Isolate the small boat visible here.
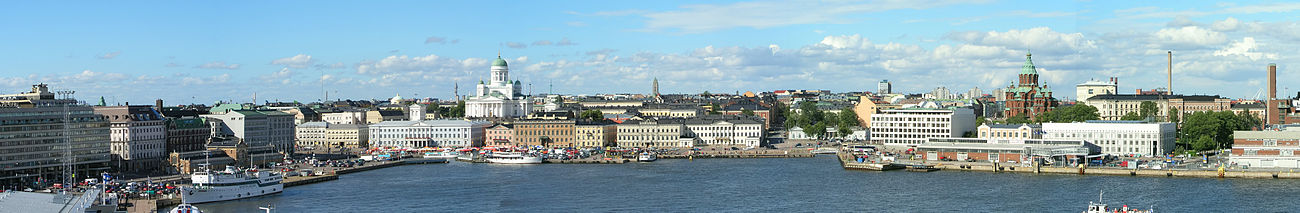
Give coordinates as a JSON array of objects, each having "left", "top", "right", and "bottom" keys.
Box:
[
  {"left": 423, "top": 151, "right": 459, "bottom": 159},
  {"left": 485, "top": 152, "right": 543, "bottom": 164},
  {"left": 169, "top": 204, "right": 203, "bottom": 213},
  {"left": 637, "top": 152, "right": 657, "bottom": 162},
  {"left": 906, "top": 165, "right": 940, "bottom": 172},
  {"left": 1085, "top": 191, "right": 1152, "bottom": 213}
]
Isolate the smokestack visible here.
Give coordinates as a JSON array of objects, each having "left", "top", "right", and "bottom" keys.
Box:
[
  {"left": 155, "top": 99, "right": 163, "bottom": 112},
  {"left": 1269, "top": 63, "right": 1277, "bottom": 99},
  {"left": 1167, "top": 51, "right": 1173, "bottom": 95}
]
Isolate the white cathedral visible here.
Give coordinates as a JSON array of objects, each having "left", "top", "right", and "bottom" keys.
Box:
[{"left": 465, "top": 56, "right": 531, "bottom": 118}]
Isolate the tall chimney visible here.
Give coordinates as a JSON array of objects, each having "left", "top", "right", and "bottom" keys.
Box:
[
  {"left": 1167, "top": 51, "right": 1173, "bottom": 95},
  {"left": 1267, "top": 63, "right": 1277, "bottom": 125},
  {"left": 155, "top": 99, "right": 164, "bottom": 112},
  {"left": 1269, "top": 63, "right": 1277, "bottom": 99}
]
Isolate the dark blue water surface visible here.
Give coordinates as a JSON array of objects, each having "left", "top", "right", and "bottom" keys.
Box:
[{"left": 196, "top": 156, "right": 1299, "bottom": 212}]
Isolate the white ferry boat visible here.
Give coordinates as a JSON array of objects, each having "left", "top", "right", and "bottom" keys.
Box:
[
  {"left": 408, "top": 152, "right": 450, "bottom": 164},
  {"left": 424, "top": 151, "right": 459, "bottom": 159},
  {"left": 180, "top": 166, "right": 283, "bottom": 204},
  {"left": 484, "top": 152, "right": 543, "bottom": 164},
  {"left": 637, "top": 152, "right": 657, "bottom": 162}
]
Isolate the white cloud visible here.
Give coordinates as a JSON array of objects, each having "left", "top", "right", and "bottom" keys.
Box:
[
  {"left": 505, "top": 42, "right": 527, "bottom": 49},
  {"left": 944, "top": 27, "right": 1096, "bottom": 55},
  {"left": 195, "top": 62, "right": 241, "bottom": 70},
  {"left": 97, "top": 51, "right": 121, "bottom": 59},
  {"left": 532, "top": 40, "right": 553, "bottom": 46},
  {"left": 271, "top": 54, "right": 314, "bottom": 68},
  {"left": 1151, "top": 26, "right": 1227, "bottom": 49},
  {"left": 556, "top": 38, "right": 577, "bottom": 46},
  {"left": 1211, "top": 17, "right": 1241, "bottom": 31},
  {"left": 1213, "top": 37, "right": 1277, "bottom": 61}
]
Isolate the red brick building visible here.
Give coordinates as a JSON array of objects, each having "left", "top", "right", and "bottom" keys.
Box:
[{"left": 1003, "top": 53, "right": 1059, "bottom": 120}]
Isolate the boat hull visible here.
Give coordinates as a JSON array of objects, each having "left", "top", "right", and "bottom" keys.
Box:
[
  {"left": 181, "top": 183, "right": 283, "bottom": 204},
  {"left": 485, "top": 157, "right": 543, "bottom": 164}
]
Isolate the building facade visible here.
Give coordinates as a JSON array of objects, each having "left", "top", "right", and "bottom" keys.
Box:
[
  {"left": 0, "top": 85, "right": 112, "bottom": 187},
  {"left": 977, "top": 123, "right": 1042, "bottom": 143},
  {"left": 575, "top": 122, "right": 617, "bottom": 148},
  {"left": 201, "top": 110, "right": 296, "bottom": 155},
  {"left": 94, "top": 105, "right": 167, "bottom": 172},
  {"left": 1075, "top": 78, "right": 1118, "bottom": 102},
  {"left": 485, "top": 124, "right": 514, "bottom": 146},
  {"left": 1002, "top": 53, "right": 1059, "bottom": 120},
  {"left": 1042, "top": 121, "right": 1176, "bottom": 157},
  {"left": 1230, "top": 126, "right": 1300, "bottom": 168},
  {"left": 295, "top": 122, "right": 368, "bottom": 149},
  {"left": 513, "top": 119, "right": 576, "bottom": 148},
  {"left": 367, "top": 120, "right": 490, "bottom": 148},
  {"left": 617, "top": 119, "right": 694, "bottom": 148},
  {"left": 877, "top": 80, "right": 891, "bottom": 94},
  {"left": 683, "top": 116, "right": 765, "bottom": 148},
  {"left": 165, "top": 117, "right": 210, "bottom": 154},
  {"left": 466, "top": 56, "right": 531, "bottom": 118},
  {"left": 869, "top": 108, "right": 976, "bottom": 146},
  {"left": 322, "top": 111, "right": 366, "bottom": 125}
]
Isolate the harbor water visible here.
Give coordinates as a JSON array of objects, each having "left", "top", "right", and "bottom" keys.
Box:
[{"left": 195, "top": 156, "right": 1299, "bottom": 212}]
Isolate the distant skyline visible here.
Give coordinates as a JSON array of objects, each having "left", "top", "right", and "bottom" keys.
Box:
[{"left": 2, "top": 0, "right": 1298, "bottom": 105}]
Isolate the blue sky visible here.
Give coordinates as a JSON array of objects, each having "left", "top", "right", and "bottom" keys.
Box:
[{"left": 2, "top": 0, "right": 1298, "bottom": 105}]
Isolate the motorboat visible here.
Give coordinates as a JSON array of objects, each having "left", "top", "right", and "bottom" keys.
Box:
[
  {"left": 169, "top": 204, "right": 203, "bottom": 213},
  {"left": 484, "top": 152, "right": 543, "bottom": 164},
  {"left": 1085, "top": 191, "right": 1152, "bottom": 213},
  {"left": 637, "top": 152, "right": 657, "bottom": 162}
]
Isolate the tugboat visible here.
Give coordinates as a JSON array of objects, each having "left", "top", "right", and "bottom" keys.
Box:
[
  {"left": 637, "top": 152, "right": 657, "bottom": 162},
  {"left": 1085, "top": 191, "right": 1153, "bottom": 213}
]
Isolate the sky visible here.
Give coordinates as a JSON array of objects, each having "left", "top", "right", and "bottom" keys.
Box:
[{"left": 2, "top": 0, "right": 1298, "bottom": 105}]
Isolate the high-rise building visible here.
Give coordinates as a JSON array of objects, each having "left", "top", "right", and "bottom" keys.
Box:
[
  {"left": 0, "top": 84, "right": 112, "bottom": 187},
  {"left": 94, "top": 105, "right": 167, "bottom": 172},
  {"left": 877, "top": 80, "right": 892, "bottom": 94},
  {"left": 466, "top": 56, "right": 531, "bottom": 118},
  {"left": 1002, "top": 52, "right": 1059, "bottom": 120},
  {"left": 869, "top": 108, "right": 976, "bottom": 146},
  {"left": 201, "top": 110, "right": 296, "bottom": 155}
]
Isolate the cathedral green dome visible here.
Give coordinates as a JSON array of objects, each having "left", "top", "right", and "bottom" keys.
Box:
[
  {"left": 1020, "top": 52, "right": 1037, "bottom": 75},
  {"left": 492, "top": 56, "right": 508, "bottom": 67}
]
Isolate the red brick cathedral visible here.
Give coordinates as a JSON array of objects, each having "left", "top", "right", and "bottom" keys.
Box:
[{"left": 1003, "top": 52, "right": 1059, "bottom": 120}]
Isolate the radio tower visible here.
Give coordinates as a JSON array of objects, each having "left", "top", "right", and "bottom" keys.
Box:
[{"left": 56, "top": 90, "right": 76, "bottom": 191}]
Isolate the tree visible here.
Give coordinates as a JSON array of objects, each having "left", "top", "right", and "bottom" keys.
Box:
[
  {"left": 1139, "top": 101, "right": 1158, "bottom": 119},
  {"left": 553, "top": 96, "right": 564, "bottom": 104},
  {"left": 1181, "top": 111, "right": 1262, "bottom": 151},
  {"left": 976, "top": 116, "right": 988, "bottom": 126},
  {"left": 1035, "top": 104, "right": 1100, "bottom": 123},
  {"left": 839, "top": 107, "right": 860, "bottom": 127},
  {"left": 1191, "top": 135, "right": 1217, "bottom": 151},
  {"left": 450, "top": 100, "right": 466, "bottom": 118},
  {"left": 797, "top": 101, "right": 823, "bottom": 124},
  {"left": 709, "top": 103, "right": 722, "bottom": 115},
  {"left": 802, "top": 122, "right": 821, "bottom": 139},
  {"left": 784, "top": 113, "right": 802, "bottom": 129},
  {"left": 741, "top": 109, "right": 755, "bottom": 116},
  {"left": 810, "top": 122, "right": 828, "bottom": 140},
  {"left": 1119, "top": 112, "right": 1144, "bottom": 121},
  {"left": 1168, "top": 108, "right": 1180, "bottom": 123},
  {"left": 1005, "top": 115, "right": 1031, "bottom": 124},
  {"left": 702, "top": 91, "right": 711, "bottom": 96},
  {"left": 579, "top": 110, "right": 605, "bottom": 121},
  {"left": 823, "top": 112, "right": 839, "bottom": 126}
]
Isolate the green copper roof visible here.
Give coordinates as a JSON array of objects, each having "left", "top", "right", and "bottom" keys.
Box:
[
  {"left": 492, "top": 56, "right": 508, "bottom": 66},
  {"left": 1020, "top": 52, "right": 1037, "bottom": 75}
]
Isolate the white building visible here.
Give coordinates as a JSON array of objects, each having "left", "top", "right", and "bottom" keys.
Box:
[
  {"left": 1230, "top": 126, "right": 1300, "bottom": 168},
  {"left": 683, "top": 117, "right": 765, "bottom": 148},
  {"left": 94, "top": 105, "right": 167, "bottom": 172},
  {"left": 296, "top": 122, "right": 369, "bottom": 149},
  {"left": 1042, "top": 121, "right": 1176, "bottom": 157},
  {"left": 367, "top": 120, "right": 491, "bottom": 148},
  {"left": 870, "top": 108, "right": 976, "bottom": 146},
  {"left": 322, "top": 111, "right": 366, "bottom": 125},
  {"left": 408, "top": 104, "right": 426, "bottom": 121},
  {"left": 466, "top": 56, "right": 531, "bottom": 118},
  {"left": 616, "top": 119, "right": 697, "bottom": 148},
  {"left": 201, "top": 110, "right": 297, "bottom": 155},
  {"left": 1076, "top": 78, "right": 1118, "bottom": 102}
]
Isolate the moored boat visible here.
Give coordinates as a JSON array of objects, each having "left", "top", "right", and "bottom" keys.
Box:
[
  {"left": 484, "top": 152, "right": 543, "bottom": 164},
  {"left": 169, "top": 204, "right": 203, "bottom": 213},
  {"left": 1085, "top": 191, "right": 1152, "bottom": 213},
  {"left": 637, "top": 152, "right": 657, "bottom": 162},
  {"left": 180, "top": 166, "right": 283, "bottom": 204}
]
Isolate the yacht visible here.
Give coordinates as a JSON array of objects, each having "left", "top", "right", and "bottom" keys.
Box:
[
  {"left": 484, "top": 152, "right": 543, "bottom": 164},
  {"left": 169, "top": 204, "right": 203, "bottom": 213},
  {"left": 180, "top": 166, "right": 283, "bottom": 204},
  {"left": 637, "top": 152, "right": 657, "bottom": 162}
]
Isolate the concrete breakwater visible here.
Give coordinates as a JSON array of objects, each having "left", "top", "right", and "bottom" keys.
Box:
[
  {"left": 837, "top": 151, "right": 1300, "bottom": 179},
  {"left": 661, "top": 150, "right": 815, "bottom": 159}
]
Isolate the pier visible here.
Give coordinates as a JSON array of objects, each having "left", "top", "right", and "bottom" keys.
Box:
[
  {"left": 836, "top": 151, "right": 1300, "bottom": 179},
  {"left": 661, "top": 150, "right": 815, "bottom": 159}
]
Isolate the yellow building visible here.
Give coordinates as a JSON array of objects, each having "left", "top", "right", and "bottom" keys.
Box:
[{"left": 575, "top": 122, "right": 617, "bottom": 148}]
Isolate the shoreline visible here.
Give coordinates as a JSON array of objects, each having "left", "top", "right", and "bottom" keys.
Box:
[{"left": 837, "top": 151, "right": 1300, "bottom": 179}]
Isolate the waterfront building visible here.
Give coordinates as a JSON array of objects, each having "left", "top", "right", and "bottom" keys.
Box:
[
  {"left": 616, "top": 119, "right": 696, "bottom": 148},
  {"left": 683, "top": 116, "right": 765, "bottom": 148},
  {"left": 869, "top": 108, "right": 976, "bottom": 146},
  {"left": 1229, "top": 126, "right": 1300, "bottom": 168},
  {"left": 1002, "top": 53, "right": 1059, "bottom": 120},
  {"left": 322, "top": 111, "right": 367, "bottom": 124},
  {"left": 977, "top": 123, "right": 1041, "bottom": 143},
  {"left": 787, "top": 126, "right": 867, "bottom": 141},
  {"left": 466, "top": 56, "right": 532, "bottom": 118},
  {"left": 201, "top": 110, "right": 296, "bottom": 155},
  {"left": 295, "top": 122, "right": 368, "bottom": 149},
  {"left": 877, "top": 80, "right": 891, "bottom": 94},
  {"left": 165, "top": 117, "right": 210, "bottom": 154},
  {"left": 513, "top": 119, "right": 576, "bottom": 148},
  {"left": 575, "top": 121, "right": 617, "bottom": 148},
  {"left": 853, "top": 97, "right": 879, "bottom": 128},
  {"left": 1075, "top": 78, "right": 1118, "bottom": 102},
  {"left": 0, "top": 84, "right": 112, "bottom": 186},
  {"left": 485, "top": 124, "right": 514, "bottom": 146},
  {"left": 1084, "top": 94, "right": 1229, "bottom": 121},
  {"left": 1042, "top": 121, "right": 1176, "bottom": 157},
  {"left": 918, "top": 137, "right": 1098, "bottom": 163},
  {"left": 94, "top": 105, "right": 167, "bottom": 172},
  {"left": 367, "top": 120, "right": 490, "bottom": 148}
]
